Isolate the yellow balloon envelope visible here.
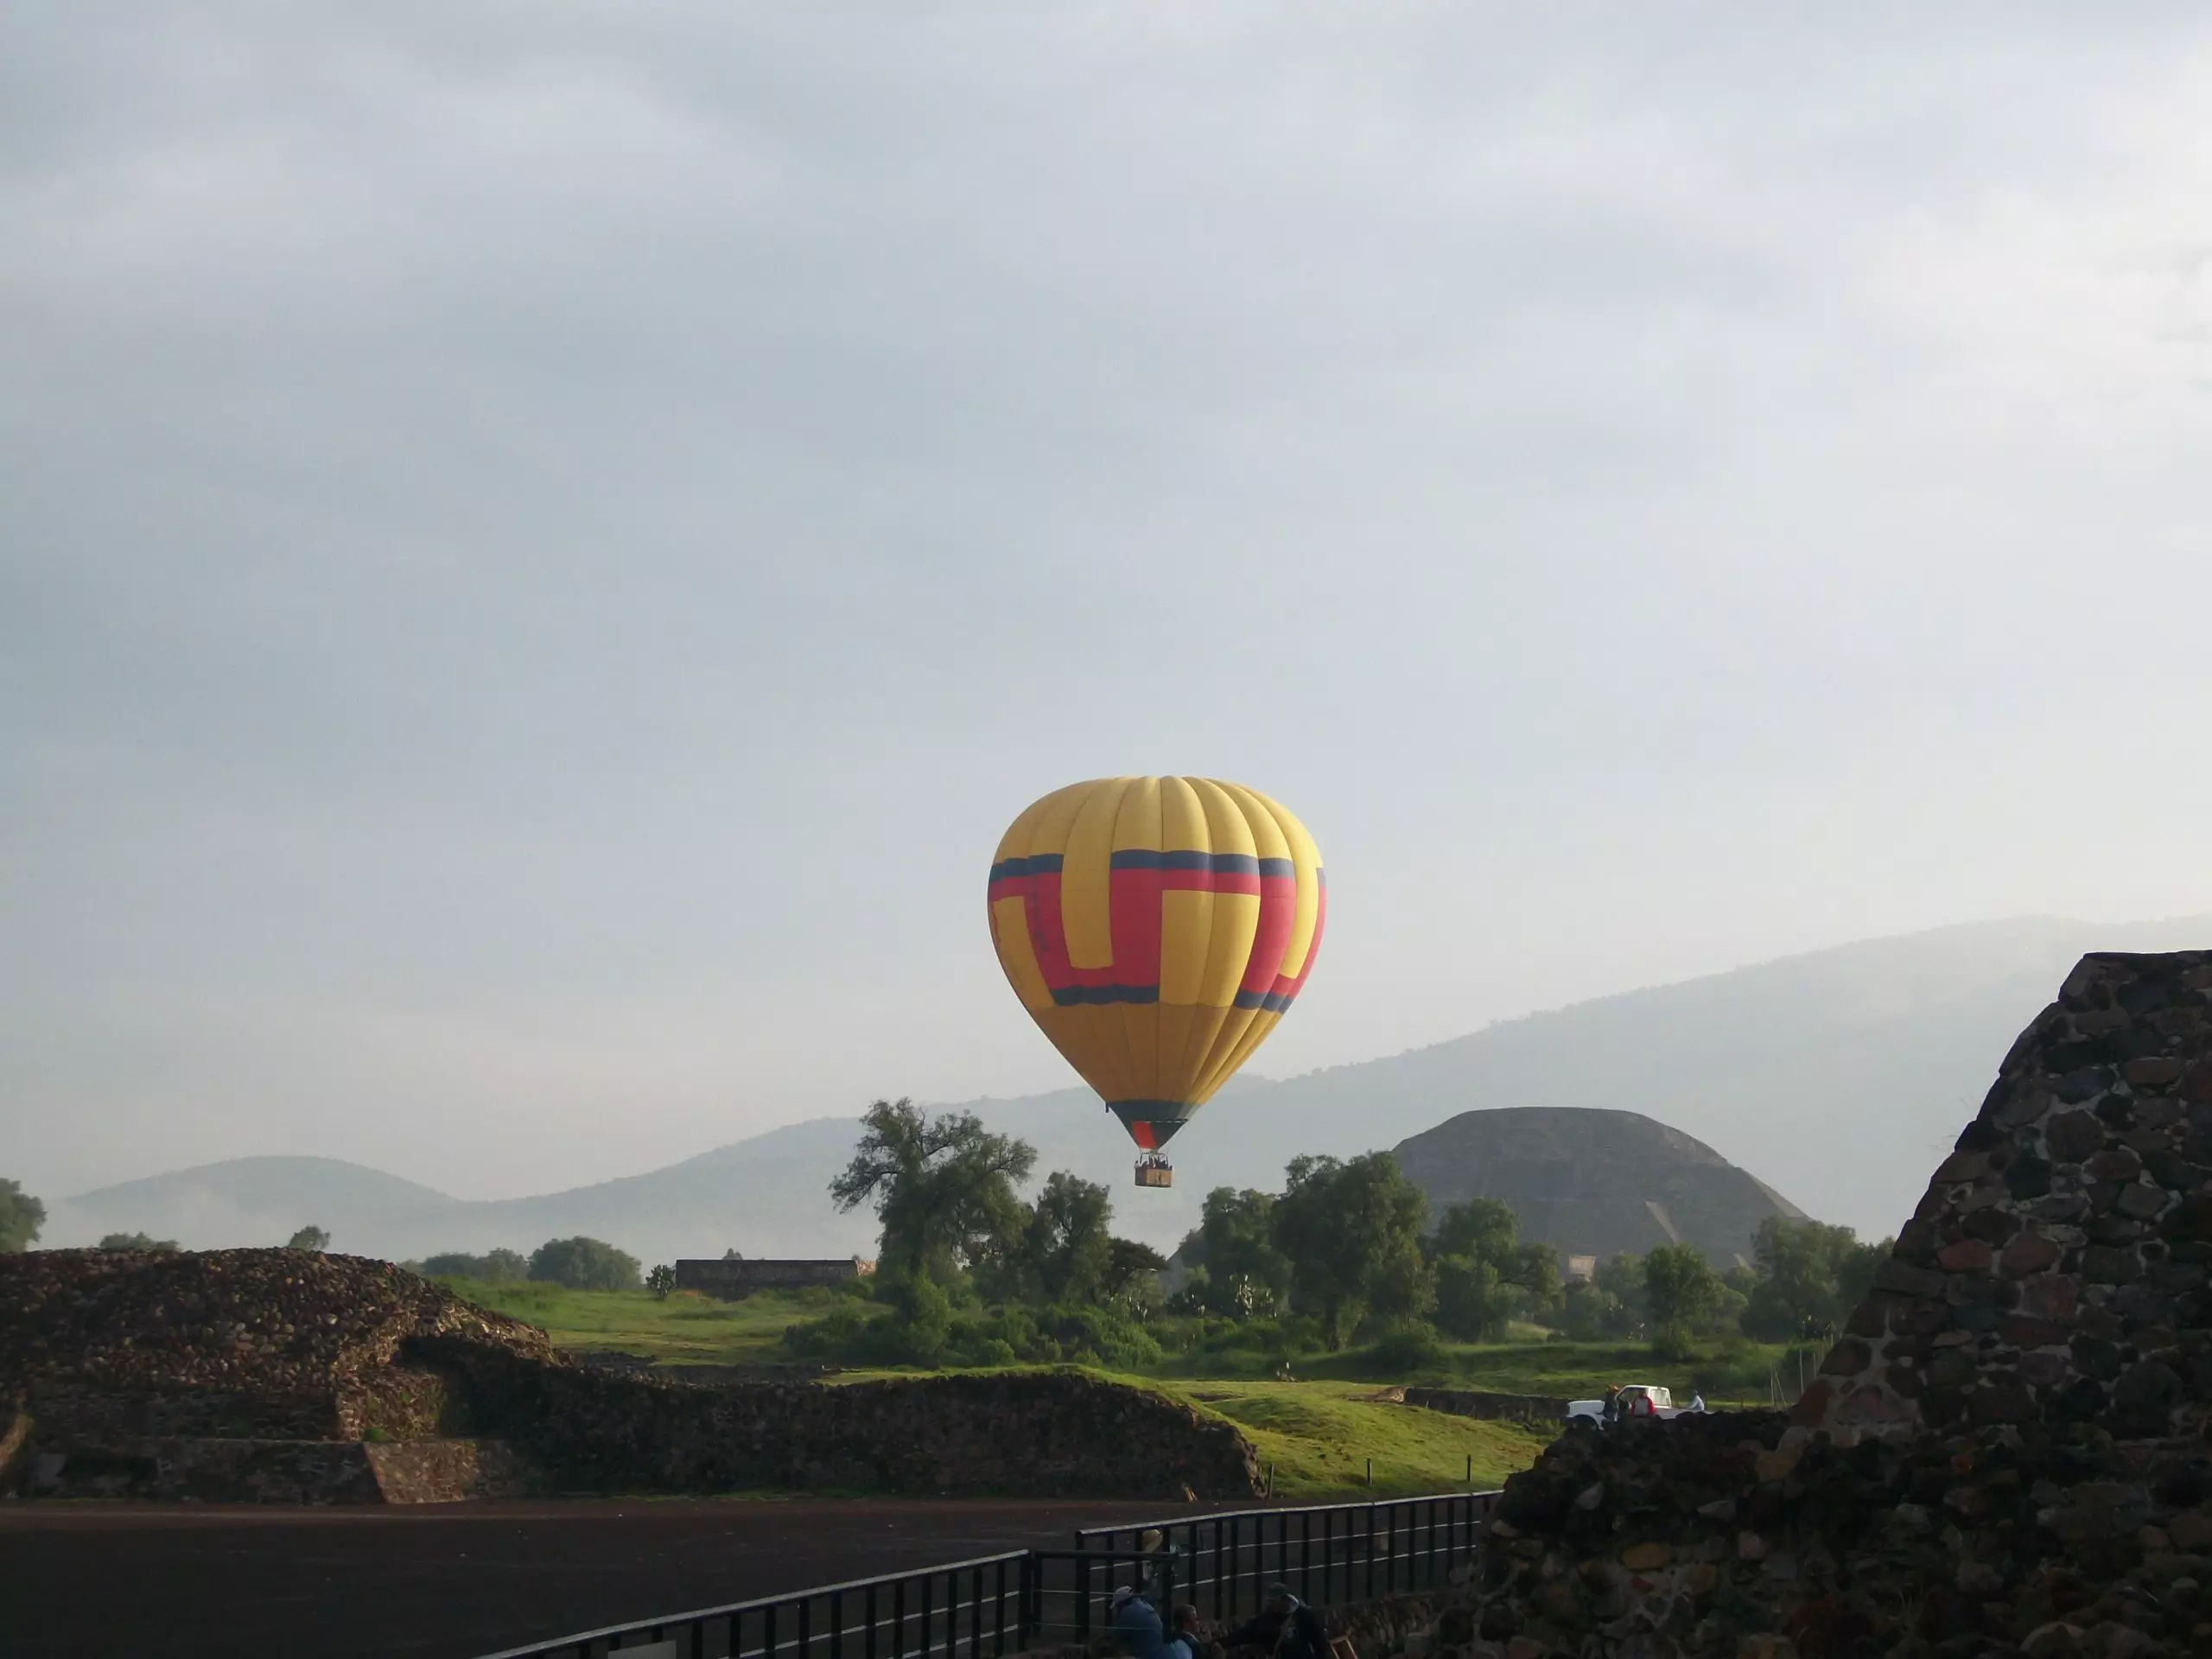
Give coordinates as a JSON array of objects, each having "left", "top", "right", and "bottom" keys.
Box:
[{"left": 987, "top": 777, "right": 1325, "bottom": 1162}]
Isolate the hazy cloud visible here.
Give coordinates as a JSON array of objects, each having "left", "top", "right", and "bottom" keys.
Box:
[{"left": 6, "top": 3, "right": 2211, "bottom": 1202}]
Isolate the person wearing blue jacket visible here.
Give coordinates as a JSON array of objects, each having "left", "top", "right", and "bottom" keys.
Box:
[{"left": 1110, "top": 1586, "right": 1166, "bottom": 1659}]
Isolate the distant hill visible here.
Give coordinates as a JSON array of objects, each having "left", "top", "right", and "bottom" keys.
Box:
[
  {"left": 45, "top": 914, "right": 2212, "bottom": 1262},
  {"left": 1391, "top": 1107, "right": 1808, "bottom": 1268}
]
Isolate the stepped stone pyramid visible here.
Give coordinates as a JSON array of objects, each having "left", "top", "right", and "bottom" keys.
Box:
[{"left": 1806, "top": 950, "right": 2212, "bottom": 1438}]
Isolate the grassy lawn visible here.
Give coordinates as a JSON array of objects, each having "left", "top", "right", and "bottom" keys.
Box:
[
  {"left": 1154, "top": 1378, "right": 1547, "bottom": 1497},
  {"left": 435, "top": 1279, "right": 826, "bottom": 1368},
  {"left": 1308, "top": 1337, "right": 1803, "bottom": 1408},
  {"left": 434, "top": 1281, "right": 1806, "bottom": 1497}
]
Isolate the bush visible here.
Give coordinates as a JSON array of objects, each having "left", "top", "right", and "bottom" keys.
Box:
[
  {"left": 1364, "top": 1323, "right": 1447, "bottom": 1376},
  {"left": 646, "top": 1264, "right": 677, "bottom": 1299},
  {"left": 286, "top": 1225, "right": 330, "bottom": 1252},
  {"left": 421, "top": 1249, "right": 528, "bottom": 1282},
  {"left": 527, "top": 1236, "right": 642, "bottom": 1292},
  {"left": 98, "top": 1232, "right": 178, "bottom": 1252}
]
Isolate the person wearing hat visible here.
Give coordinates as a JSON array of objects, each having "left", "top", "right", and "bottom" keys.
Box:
[
  {"left": 1110, "top": 1584, "right": 1166, "bottom": 1659},
  {"left": 1223, "top": 1583, "right": 1327, "bottom": 1659}
]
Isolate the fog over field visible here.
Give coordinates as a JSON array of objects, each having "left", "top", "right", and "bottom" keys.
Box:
[{"left": 6, "top": 8, "right": 2211, "bottom": 1224}]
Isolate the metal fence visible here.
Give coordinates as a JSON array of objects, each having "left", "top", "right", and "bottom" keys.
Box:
[
  {"left": 1073, "top": 1493, "right": 1497, "bottom": 1624},
  {"left": 477, "top": 1491, "right": 1496, "bottom": 1659}
]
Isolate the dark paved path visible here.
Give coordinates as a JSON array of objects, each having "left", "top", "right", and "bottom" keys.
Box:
[{"left": 0, "top": 1497, "right": 1209, "bottom": 1659}]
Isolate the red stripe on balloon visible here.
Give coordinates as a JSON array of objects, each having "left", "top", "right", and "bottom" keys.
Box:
[
  {"left": 1239, "top": 874, "right": 1298, "bottom": 995},
  {"left": 1109, "top": 865, "right": 1164, "bottom": 986},
  {"left": 1268, "top": 876, "right": 1327, "bottom": 1001}
]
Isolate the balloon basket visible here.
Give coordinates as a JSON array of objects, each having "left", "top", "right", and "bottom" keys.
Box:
[{"left": 1134, "top": 1156, "right": 1173, "bottom": 1189}]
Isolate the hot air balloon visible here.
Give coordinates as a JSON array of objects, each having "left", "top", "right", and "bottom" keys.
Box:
[{"left": 986, "top": 776, "right": 1325, "bottom": 1187}]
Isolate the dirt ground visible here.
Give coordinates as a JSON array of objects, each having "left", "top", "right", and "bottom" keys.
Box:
[{"left": 0, "top": 1496, "right": 1211, "bottom": 1658}]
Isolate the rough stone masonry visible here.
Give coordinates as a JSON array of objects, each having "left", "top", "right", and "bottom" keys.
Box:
[
  {"left": 1401, "top": 950, "right": 2212, "bottom": 1657},
  {"left": 1805, "top": 949, "right": 2212, "bottom": 1441}
]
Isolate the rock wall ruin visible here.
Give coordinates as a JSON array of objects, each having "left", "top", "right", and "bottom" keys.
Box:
[{"left": 1806, "top": 949, "right": 2212, "bottom": 1440}]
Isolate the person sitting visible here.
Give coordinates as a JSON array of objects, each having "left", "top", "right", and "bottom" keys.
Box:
[
  {"left": 1223, "top": 1583, "right": 1327, "bottom": 1659},
  {"left": 1110, "top": 1585, "right": 1166, "bottom": 1659},
  {"left": 1162, "top": 1603, "right": 1204, "bottom": 1659}
]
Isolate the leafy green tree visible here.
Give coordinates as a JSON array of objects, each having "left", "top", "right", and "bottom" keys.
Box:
[
  {"left": 286, "top": 1225, "right": 330, "bottom": 1251},
  {"left": 1434, "top": 1256, "right": 1514, "bottom": 1343},
  {"left": 646, "top": 1263, "right": 677, "bottom": 1299},
  {"left": 1193, "top": 1186, "right": 1293, "bottom": 1318},
  {"left": 1270, "top": 1153, "right": 1433, "bottom": 1350},
  {"left": 830, "top": 1098, "right": 1035, "bottom": 1279},
  {"left": 98, "top": 1231, "right": 178, "bottom": 1252},
  {"left": 1740, "top": 1217, "right": 1891, "bottom": 1340},
  {"left": 1643, "top": 1243, "right": 1720, "bottom": 1351},
  {"left": 1560, "top": 1251, "right": 1645, "bottom": 1338},
  {"left": 1428, "top": 1198, "right": 1560, "bottom": 1342},
  {"left": 422, "top": 1249, "right": 528, "bottom": 1281},
  {"left": 1004, "top": 1172, "right": 1115, "bottom": 1304},
  {"left": 1104, "top": 1236, "right": 1168, "bottom": 1297},
  {"left": 528, "top": 1236, "right": 642, "bottom": 1291},
  {"left": 0, "top": 1179, "right": 46, "bottom": 1252}
]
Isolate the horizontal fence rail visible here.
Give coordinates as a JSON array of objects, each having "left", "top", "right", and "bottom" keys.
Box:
[
  {"left": 477, "top": 1551, "right": 1032, "bottom": 1659},
  {"left": 1074, "top": 1492, "right": 1497, "bottom": 1625},
  {"left": 479, "top": 1492, "right": 1499, "bottom": 1659}
]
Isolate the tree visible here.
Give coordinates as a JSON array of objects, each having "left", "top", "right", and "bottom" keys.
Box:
[
  {"left": 829, "top": 1099, "right": 1035, "bottom": 1280},
  {"left": 528, "top": 1236, "right": 642, "bottom": 1291},
  {"left": 1003, "top": 1172, "right": 1115, "bottom": 1304},
  {"left": 286, "top": 1225, "right": 330, "bottom": 1251},
  {"left": 1103, "top": 1237, "right": 1169, "bottom": 1298},
  {"left": 646, "top": 1264, "right": 677, "bottom": 1300},
  {"left": 98, "top": 1231, "right": 178, "bottom": 1252},
  {"left": 1643, "top": 1243, "right": 1720, "bottom": 1352},
  {"left": 0, "top": 1179, "right": 45, "bottom": 1252},
  {"left": 1270, "top": 1153, "right": 1433, "bottom": 1349},
  {"left": 1740, "top": 1217, "right": 1892, "bottom": 1341},
  {"left": 1195, "top": 1186, "right": 1294, "bottom": 1318},
  {"left": 421, "top": 1249, "right": 527, "bottom": 1282},
  {"left": 1428, "top": 1198, "right": 1561, "bottom": 1342}
]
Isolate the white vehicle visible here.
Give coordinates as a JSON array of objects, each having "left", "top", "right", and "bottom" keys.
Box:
[{"left": 1565, "top": 1384, "right": 1705, "bottom": 1425}]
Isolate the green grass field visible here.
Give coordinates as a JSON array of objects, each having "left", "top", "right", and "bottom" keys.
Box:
[
  {"left": 433, "top": 1279, "right": 1810, "bottom": 1497},
  {"left": 436, "top": 1279, "right": 827, "bottom": 1369},
  {"left": 1154, "top": 1378, "right": 1547, "bottom": 1496}
]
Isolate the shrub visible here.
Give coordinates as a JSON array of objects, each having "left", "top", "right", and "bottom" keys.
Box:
[
  {"left": 1365, "top": 1323, "right": 1447, "bottom": 1376},
  {"left": 421, "top": 1249, "right": 528, "bottom": 1282},
  {"left": 98, "top": 1232, "right": 178, "bottom": 1252},
  {"left": 527, "top": 1236, "right": 643, "bottom": 1292},
  {"left": 646, "top": 1264, "right": 677, "bottom": 1300}
]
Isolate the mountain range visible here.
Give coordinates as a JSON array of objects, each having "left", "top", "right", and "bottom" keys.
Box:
[{"left": 41, "top": 913, "right": 2211, "bottom": 1263}]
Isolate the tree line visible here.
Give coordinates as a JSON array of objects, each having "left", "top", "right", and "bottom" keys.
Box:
[
  {"left": 792, "top": 1101, "right": 1895, "bottom": 1371},
  {"left": 0, "top": 1184, "right": 333, "bottom": 1257},
  {"left": 1178, "top": 1170, "right": 1891, "bottom": 1358}
]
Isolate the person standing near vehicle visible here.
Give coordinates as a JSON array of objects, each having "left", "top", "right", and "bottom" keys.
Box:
[{"left": 1601, "top": 1384, "right": 1622, "bottom": 1427}]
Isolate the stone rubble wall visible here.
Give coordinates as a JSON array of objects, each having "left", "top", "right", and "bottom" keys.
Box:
[
  {"left": 1404, "top": 1388, "right": 1575, "bottom": 1427},
  {"left": 21, "top": 1435, "right": 543, "bottom": 1503},
  {"left": 1807, "top": 950, "right": 2212, "bottom": 1440},
  {"left": 1382, "top": 950, "right": 2212, "bottom": 1658},
  {"left": 418, "top": 1335, "right": 1262, "bottom": 1499},
  {"left": 3, "top": 1247, "right": 1262, "bottom": 1502},
  {"left": 0, "top": 1247, "right": 557, "bottom": 1405},
  {"left": 1420, "top": 1411, "right": 2212, "bottom": 1656}
]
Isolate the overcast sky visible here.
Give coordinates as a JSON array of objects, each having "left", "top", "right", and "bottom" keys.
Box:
[{"left": 6, "top": 3, "right": 2212, "bottom": 1203}]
